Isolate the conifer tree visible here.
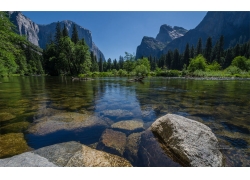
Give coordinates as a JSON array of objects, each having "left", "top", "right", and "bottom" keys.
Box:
[
  {"left": 71, "top": 23, "right": 79, "bottom": 44},
  {"left": 196, "top": 38, "right": 202, "bottom": 56},
  {"left": 55, "top": 22, "right": 62, "bottom": 47},
  {"left": 204, "top": 37, "right": 212, "bottom": 63},
  {"left": 190, "top": 45, "right": 195, "bottom": 59},
  {"left": 183, "top": 43, "right": 190, "bottom": 66},
  {"left": 62, "top": 24, "right": 69, "bottom": 37}
]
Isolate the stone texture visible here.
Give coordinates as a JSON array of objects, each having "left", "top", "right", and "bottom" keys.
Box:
[
  {"left": 0, "top": 141, "right": 132, "bottom": 167},
  {"left": 100, "top": 109, "right": 134, "bottom": 120},
  {"left": 124, "top": 132, "right": 142, "bottom": 165},
  {"left": 33, "top": 141, "right": 82, "bottom": 166},
  {"left": 28, "top": 112, "right": 108, "bottom": 136},
  {"left": 151, "top": 114, "right": 224, "bottom": 167},
  {"left": 66, "top": 145, "right": 132, "bottom": 167},
  {"left": 97, "top": 129, "right": 127, "bottom": 156},
  {"left": 0, "top": 121, "right": 30, "bottom": 133},
  {"left": 111, "top": 120, "right": 144, "bottom": 133},
  {"left": 0, "top": 152, "right": 57, "bottom": 167},
  {"left": 137, "top": 130, "right": 181, "bottom": 167},
  {"left": 0, "top": 133, "right": 30, "bottom": 158}
]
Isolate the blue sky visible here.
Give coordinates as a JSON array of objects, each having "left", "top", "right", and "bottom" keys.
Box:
[{"left": 22, "top": 11, "right": 207, "bottom": 60}]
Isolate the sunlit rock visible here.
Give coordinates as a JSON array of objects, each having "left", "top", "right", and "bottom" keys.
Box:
[
  {"left": 0, "top": 133, "right": 30, "bottom": 158},
  {"left": 0, "top": 152, "right": 57, "bottom": 167},
  {"left": 151, "top": 114, "right": 224, "bottom": 167},
  {"left": 111, "top": 120, "right": 144, "bottom": 133},
  {"left": 97, "top": 129, "right": 127, "bottom": 156}
]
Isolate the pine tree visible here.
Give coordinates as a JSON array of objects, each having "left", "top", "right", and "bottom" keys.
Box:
[
  {"left": 71, "top": 23, "right": 79, "bottom": 44},
  {"left": 196, "top": 38, "right": 202, "bottom": 56},
  {"left": 217, "top": 35, "right": 224, "bottom": 64},
  {"left": 99, "top": 57, "right": 103, "bottom": 72},
  {"left": 113, "top": 59, "right": 118, "bottom": 70},
  {"left": 62, "top": 24, "right": 69, "bottom": 37},
  {"left": 183, "top": 43, "right": 190, "bottom": 66},
  {"left": 107, "top": 58, "right": 112, "bottom": 71},
  {"left": 172, "top": 49, "right": 180, "bottom": 70},
  {"left": 166, "top": 50, "right": 173, "bottom": 69},
  {"left": 204, "top": 37, "right": 212, "bottom": 63},
  {"left": 190, "top": 45, "right": 195, "bottom": 59},
  {"left": 54, "top": 22, "right": 62, "bottom": 47}
]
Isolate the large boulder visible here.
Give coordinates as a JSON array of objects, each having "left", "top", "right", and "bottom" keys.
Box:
[
  {"left": 0, "top": 141, "right": 132, "bottom": 167},
  {"left": 0, "top": 152, "right": 57, "bottom": 167},
  {"left": 151, "top": 114, "right": 224, "bottom": 167},
  {"left": 100, "top": 109, "right": 134, "bottom": 120}
]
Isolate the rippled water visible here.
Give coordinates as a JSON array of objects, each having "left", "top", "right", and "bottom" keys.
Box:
[{"left": 0, "top": 76, "right": 250, "bottom": 166}]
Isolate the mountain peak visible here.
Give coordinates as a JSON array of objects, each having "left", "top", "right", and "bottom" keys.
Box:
[{"left": 156, "top": 24, "right": 188, "bottom": 43}]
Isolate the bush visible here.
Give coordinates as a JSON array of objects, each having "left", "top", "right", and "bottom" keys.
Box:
[
  {"left": 206, "top": 61, "right": 221, "bottom": 71},
  {"left": 231, "top": 56, "right": 249, "bottom": 71},
  {"left": 225, "top": 65, "right": 241, "bottom": 75},
  {"left": 133, "top": 64, "right": 149, "bottom": 76},
  {"left": 118, "top": 69, "right": 128, "bottom": 76},
  {"left": 188, "top": 54, "right": 207, "bottom": 72},
  {"left": 157, "top": 70, "right": 181, "bottom": 77}
]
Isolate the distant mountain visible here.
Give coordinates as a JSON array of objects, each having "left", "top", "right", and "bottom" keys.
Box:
[
  {"left": 163, "top": 11, "right": 250, "bottom": 54},
  {"left": 8, "top": 11, "right": 105, "bottom": 61},
  {"left": 136, "top": 24, "right": 188, "bottom": 59}
]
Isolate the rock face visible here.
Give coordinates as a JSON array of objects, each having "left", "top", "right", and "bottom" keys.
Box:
[
  {"left": 97, "top": 129, "right": 127, "bottom": 156},
  {"left": 136, "top": 25, "right": 188, "bottom": 59},
  {"left": 156, "top": 25, "right": 187, "bottom": 43},
  {"left": 8, "top": 11, "right": 105, "bottom": 61},
  {"left": 163, "top": 11, "right": 250, "bottom": 53},
  {"left": 151, "top": 114, "right": 224, "bottom": 167},
  {"left": 0, "top": 141, "right": 132, "bottom": 167}
]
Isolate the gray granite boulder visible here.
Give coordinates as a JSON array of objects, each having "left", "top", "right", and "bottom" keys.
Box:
[
  {"left": 100, "top": 109, "right": 134, "bottom": 120},
  {"left": 111, "top": 120, "right": 144, "bottom": 134},
  {"left": 151, "top": 114, "right": 224, "bottom": 167},
  {"left": 0, "top": 141, "right": 132, "bottom": 167},
  {"left": 0, "top": 152, "right": 57, "bottom": 167}
]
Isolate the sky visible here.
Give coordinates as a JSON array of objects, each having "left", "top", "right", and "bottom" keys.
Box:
[{"left": 22, "top": 11, "right": 207, "bottom": 60}]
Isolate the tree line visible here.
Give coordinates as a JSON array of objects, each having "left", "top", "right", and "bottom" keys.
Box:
[{"left": 149, "top": 36, "right": 250, "bottom": 71}]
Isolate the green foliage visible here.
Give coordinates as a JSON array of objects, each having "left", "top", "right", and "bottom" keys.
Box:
[
  {"left": 231, "top": 56, "right": 249, "bottom": 71},
  {"left": 225, "top": 65, "right": 241, "bottom": 75},
  {"left": 188, "top": 54, "right": 207, "bottom": 72},
  {"left": 0, "top": 11, "right": 43, "bottom": 76},
  {"left": 157, "top": 70, "right": 181, "bottom": 77},
  {"left": 206, "top": 61, "right": 221, "bottom": 71},
  {"left": 118, "top": 69, "right": 128, "bottom": 76},
  {"left": 133, "top": 64, "right": 149, "bottom": 76}
]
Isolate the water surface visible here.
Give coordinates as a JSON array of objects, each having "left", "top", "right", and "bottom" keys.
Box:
[{"left": 0, "top": 76, "right": 249, "bottom": 166}]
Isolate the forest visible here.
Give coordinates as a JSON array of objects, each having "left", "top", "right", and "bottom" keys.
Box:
[{"left": 1, "top": 11, "right": 250, "bottom": 78}]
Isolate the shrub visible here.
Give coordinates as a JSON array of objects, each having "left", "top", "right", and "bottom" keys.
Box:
[
  {"left": 225, "top": 65, "right": 241, "bottom": 75},
  {"left": 206, "top": 61, "right": 221, "bottom": 71},
  {"left": 188, "top": 54, "right": 207, "bottom": 72},
  {"left": 158, "top": 70, "right": 181, "bottom": 77},
  {"left": 231, "top": 56, "right": 249, "bottom": 71}
]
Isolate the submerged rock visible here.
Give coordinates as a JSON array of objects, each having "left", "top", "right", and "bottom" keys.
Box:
[
  {"left": 97, "top": 129, "right": 127, "bottom": 156},
  {"left": 0, "top": 112, "right": 16, "bottom": 122},
  {"left": 0, "top": 121, "right": 30, "bottom": 133},
  {"left": 0, "top": 141, "right": 132, "bottom": 167},
  {"left": 0, "top": 152, "right": 57, "bottom": 167},
  {"left": 137, "top": 130, "right": 181, "bottom": 167},
  {"left": 100, "top": 109, "right": 134, "bottom": 120},
  {"left": 0, "top": 133, "right": 30, "bottom": 158},
  {"left": 111, "top": 120, "right": 144, "bottom": 134},
  {"left": 151, "top": 114, "right": 224, "bottom": 167},
  {"left": 28, "top": 112, "right": 108, "bottom": 136},
  {"left": 124, "top": 132, "right": 142, "bottom": 165}
]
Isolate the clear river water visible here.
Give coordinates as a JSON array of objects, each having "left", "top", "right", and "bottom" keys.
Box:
[{"left": 0, "top": 76, "right": 249, "bottom": 166}]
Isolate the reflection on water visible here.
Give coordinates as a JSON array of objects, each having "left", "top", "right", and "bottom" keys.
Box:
[{"left": 0, "top": 76, "right": 250, "bottom": 166}]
